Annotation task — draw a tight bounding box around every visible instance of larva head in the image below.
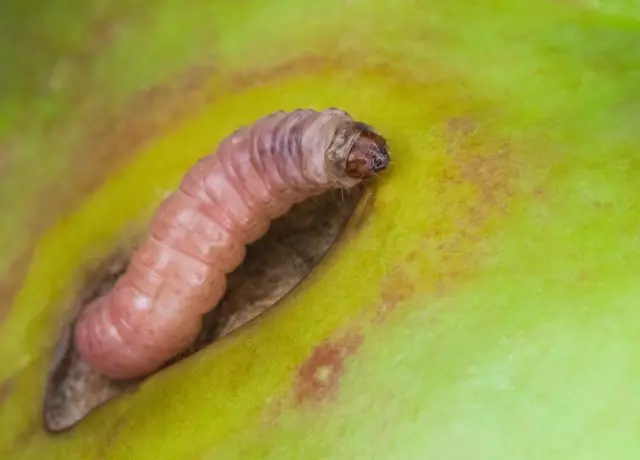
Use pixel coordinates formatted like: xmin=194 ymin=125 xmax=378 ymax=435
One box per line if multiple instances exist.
xmin=325 ymin=120 xmax=390 ymax=187
xmin=345 ymin=126 xmax=390 ymax=179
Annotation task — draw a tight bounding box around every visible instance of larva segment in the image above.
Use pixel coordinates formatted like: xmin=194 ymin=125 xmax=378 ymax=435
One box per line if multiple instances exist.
xmin=74 ymin=108 xmax=390 ymax=380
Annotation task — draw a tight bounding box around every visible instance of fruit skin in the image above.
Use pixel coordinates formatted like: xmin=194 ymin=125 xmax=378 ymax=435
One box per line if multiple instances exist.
xmin=1 ymin=0 xmax=639 ymax=458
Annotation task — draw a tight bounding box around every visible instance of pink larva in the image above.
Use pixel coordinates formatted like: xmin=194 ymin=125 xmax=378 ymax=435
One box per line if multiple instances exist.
xmin=74 ymin=108 xmax=390 ymax=380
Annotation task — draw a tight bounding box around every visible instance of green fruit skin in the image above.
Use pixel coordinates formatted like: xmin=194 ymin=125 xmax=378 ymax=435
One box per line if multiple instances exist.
xmin=1 ymin=0 xmax=639 ymax=458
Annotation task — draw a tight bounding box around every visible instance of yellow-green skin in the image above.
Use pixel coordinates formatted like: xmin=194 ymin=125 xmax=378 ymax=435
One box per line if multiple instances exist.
xmin=1 ymin=0 xmax=639 ymax=458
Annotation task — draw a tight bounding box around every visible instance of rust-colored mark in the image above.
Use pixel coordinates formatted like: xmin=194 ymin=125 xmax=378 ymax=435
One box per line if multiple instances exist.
xmin=294 ymin=332 xmax=363 ymax=405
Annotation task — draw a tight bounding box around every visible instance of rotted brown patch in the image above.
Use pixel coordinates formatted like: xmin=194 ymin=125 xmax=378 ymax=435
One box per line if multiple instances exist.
xmin=293 ymin=332 xmax=364 ymax=405
xmin=376 ymin=115 xmax=519 ymax=320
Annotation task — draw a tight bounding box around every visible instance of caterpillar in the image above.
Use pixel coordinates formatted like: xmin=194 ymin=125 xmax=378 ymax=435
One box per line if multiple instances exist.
xmin=74 ymin=108 xmax=390 ymax=380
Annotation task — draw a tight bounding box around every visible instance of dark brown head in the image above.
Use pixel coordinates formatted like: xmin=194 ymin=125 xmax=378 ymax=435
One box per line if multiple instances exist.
xmin=345 ymin=127 xmax=390 ymax=179
xmin=324 ymin=119 xmax=390 ymax=186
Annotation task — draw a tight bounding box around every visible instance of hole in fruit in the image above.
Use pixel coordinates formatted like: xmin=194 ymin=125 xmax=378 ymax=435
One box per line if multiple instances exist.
xmin=43 ymin=186 xmax=365 ymax=433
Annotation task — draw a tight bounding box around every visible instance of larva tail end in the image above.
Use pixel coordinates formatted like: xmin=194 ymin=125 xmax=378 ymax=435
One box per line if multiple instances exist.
xmin=345 ymin=126 xmax=390 ymax=179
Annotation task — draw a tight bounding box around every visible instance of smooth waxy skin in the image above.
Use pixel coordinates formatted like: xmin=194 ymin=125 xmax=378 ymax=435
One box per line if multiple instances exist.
xmin=0 ymin=0 xmax=639 ymax=459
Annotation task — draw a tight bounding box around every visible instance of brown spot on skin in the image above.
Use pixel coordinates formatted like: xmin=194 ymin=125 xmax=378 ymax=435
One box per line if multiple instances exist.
xmin=293 ymin=332 xmax=363 ymax=405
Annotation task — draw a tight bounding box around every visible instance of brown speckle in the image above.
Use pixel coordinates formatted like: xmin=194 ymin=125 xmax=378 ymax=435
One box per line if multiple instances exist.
xmin=294 ymin=333 xmax=363 ymax=405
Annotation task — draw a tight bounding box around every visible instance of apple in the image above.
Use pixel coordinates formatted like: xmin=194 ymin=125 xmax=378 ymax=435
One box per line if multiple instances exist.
xmin=1 ymin=0 xmax=639 ymax=458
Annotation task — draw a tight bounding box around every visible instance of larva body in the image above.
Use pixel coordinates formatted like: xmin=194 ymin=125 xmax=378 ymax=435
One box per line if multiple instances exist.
xmin=74 ymin=108 xmax=390 ymax=380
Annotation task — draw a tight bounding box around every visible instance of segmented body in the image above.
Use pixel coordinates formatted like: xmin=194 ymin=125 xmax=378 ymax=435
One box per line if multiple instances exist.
xmin=74 ymin=108 xmax=389 ymax=380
